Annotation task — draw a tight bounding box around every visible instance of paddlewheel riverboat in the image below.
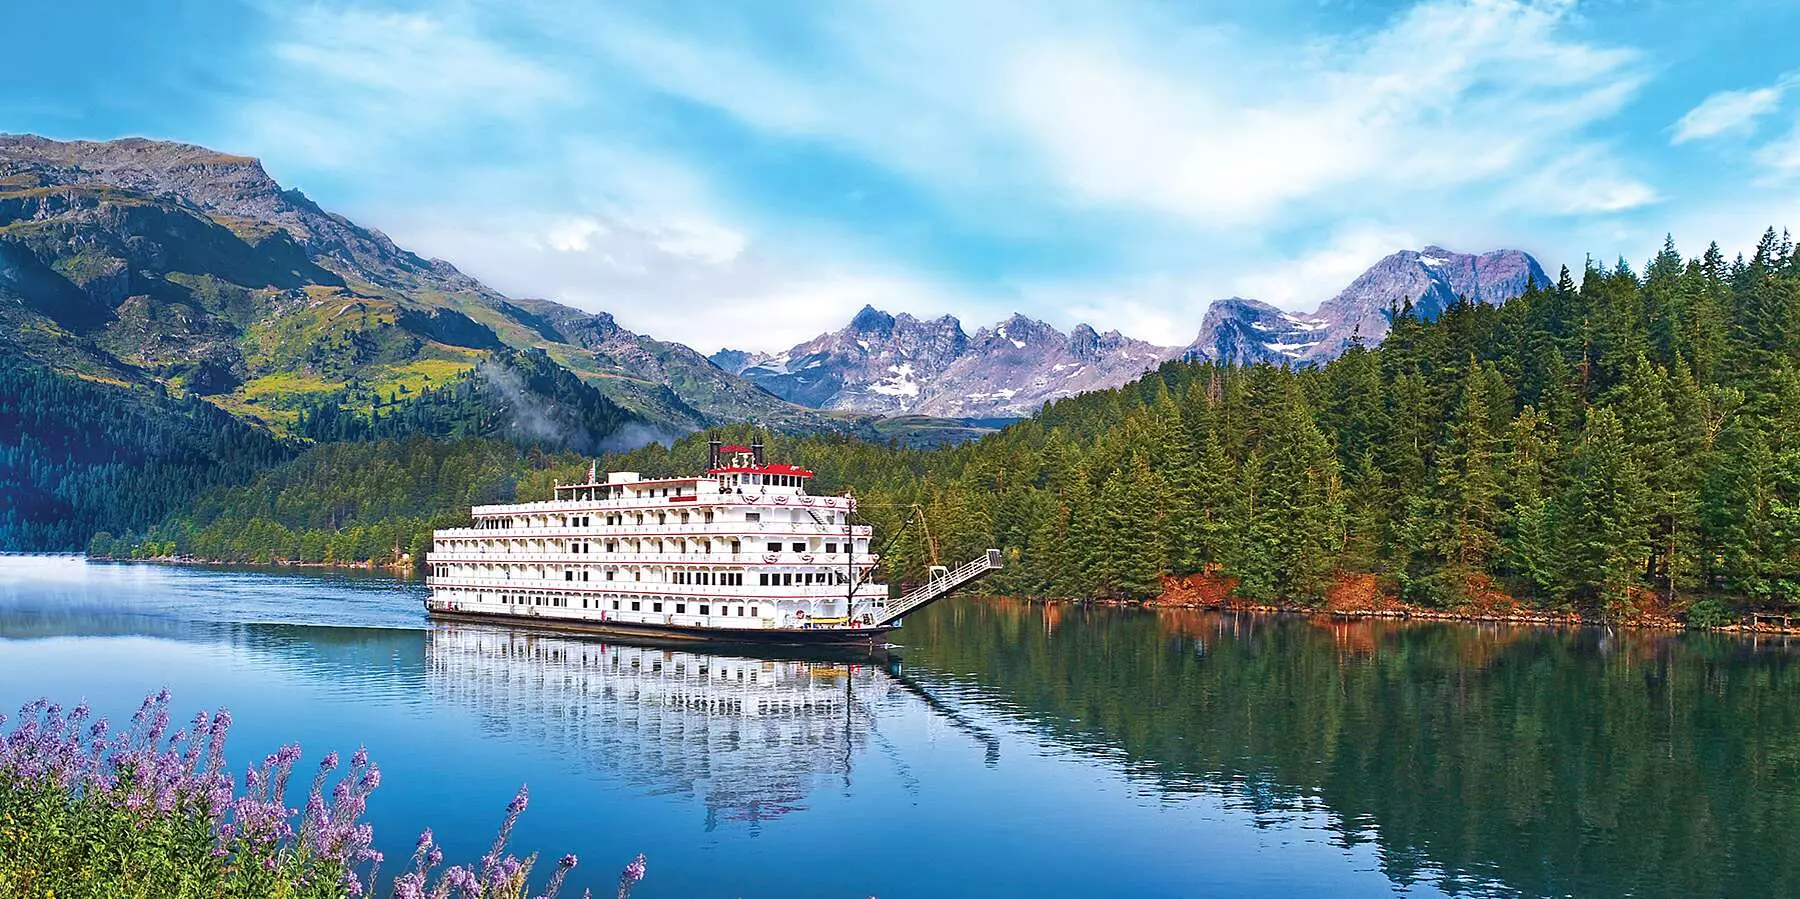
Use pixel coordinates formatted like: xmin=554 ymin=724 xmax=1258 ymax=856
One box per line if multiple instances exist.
xmin=424 ymin=439 xmax=1000 ymax=646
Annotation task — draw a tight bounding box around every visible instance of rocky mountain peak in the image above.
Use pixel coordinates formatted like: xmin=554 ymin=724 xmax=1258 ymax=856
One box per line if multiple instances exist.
xmin=1184 ymin=248 xmax=1547 ymax=366
xmin=848 ymin=304 xmax=896 ymax=336
xmin=719 ymin=307 xmax=1180 ymax=417
xmin=0 ymin=134 xmax=491 ymax=299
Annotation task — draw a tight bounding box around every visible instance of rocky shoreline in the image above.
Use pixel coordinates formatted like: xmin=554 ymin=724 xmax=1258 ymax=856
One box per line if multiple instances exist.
xmin=1022 ymin=572 xmax=1800 ymax=637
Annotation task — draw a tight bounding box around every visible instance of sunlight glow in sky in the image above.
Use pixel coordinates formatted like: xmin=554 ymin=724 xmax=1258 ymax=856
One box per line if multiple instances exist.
xmin=9 ymin=0 xmax=1800 ymax=351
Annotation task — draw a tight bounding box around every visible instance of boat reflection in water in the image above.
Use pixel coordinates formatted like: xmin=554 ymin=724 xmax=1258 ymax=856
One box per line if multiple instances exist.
xmin=425 ymin=622 xmax=912 ymax=830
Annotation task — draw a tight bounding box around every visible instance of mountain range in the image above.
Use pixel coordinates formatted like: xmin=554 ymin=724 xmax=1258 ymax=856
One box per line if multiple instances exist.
xmin=710 ymin=308 xmax=1175 ymax=418
xmin=0 ymin=134 xmax=1550 ymax=440
xmin=714 ymin=246 xmax=1549 ymax=417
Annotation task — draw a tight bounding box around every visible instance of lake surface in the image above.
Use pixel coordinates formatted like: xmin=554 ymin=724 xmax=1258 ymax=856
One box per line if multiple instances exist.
xmin=2 ymin=557 xmax=1797 ymax=898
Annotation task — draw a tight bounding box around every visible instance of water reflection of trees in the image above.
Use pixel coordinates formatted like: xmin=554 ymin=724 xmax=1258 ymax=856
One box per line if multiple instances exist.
xmin=904 ymin=598 xmax=1800 ymax=898
xmin=425 ymin=625 xmax=898 ymax=832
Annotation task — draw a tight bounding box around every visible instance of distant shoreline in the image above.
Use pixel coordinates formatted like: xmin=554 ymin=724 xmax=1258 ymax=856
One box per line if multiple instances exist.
xmin=85 ymin=554 xmax=417 ymax=577
xmin=62 ymin=555 xmax=1800 ymax=638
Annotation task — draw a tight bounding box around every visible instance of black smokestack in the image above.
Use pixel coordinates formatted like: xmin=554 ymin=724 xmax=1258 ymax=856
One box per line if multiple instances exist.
xmin=708 ymin=435 xmax=722 ymax=470
xmin=751 ymin=439 xmax=765 ymax=466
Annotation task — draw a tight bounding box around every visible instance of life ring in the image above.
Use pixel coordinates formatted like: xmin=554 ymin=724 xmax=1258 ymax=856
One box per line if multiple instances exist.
xmin=764 ymin=553 xmax=778 ymax=563
xmin=795 ymin=610 xmax=806 ymax=620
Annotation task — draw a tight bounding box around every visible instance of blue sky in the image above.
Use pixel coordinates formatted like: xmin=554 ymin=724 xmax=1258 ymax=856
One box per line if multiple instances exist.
xmin=8 ymin=0 xmax=1800 ymax=351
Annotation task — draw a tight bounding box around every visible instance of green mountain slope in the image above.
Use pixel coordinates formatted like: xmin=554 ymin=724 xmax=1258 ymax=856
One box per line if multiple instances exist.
xmin=1 ymin=357 xmax=292 ymax=550
xmin=0 ymin=134 xmax=856 ymax=437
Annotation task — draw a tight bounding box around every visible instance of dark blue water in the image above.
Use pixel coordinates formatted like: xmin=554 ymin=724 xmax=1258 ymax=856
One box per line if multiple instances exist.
xmin=3 ymin=557 xmax=1796 ymax=897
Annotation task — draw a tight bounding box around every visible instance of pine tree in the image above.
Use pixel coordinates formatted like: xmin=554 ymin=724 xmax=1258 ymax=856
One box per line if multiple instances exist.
xmin=1093 ymin=461 xmax=1163 ymax=599
xmin=1240 ymin=381 xmax=1342 ymax=603
xmin=1562 ymin=408 xmax=1651 ymax=612
xmin=1406 ymin=359 xmax=1503 ymax=604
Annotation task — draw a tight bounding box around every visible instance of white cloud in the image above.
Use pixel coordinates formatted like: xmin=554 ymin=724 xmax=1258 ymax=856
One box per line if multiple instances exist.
xmin=1503 ymin=145 xmax=1660 ymax=215
xmin=996 ymin=0 xmax=1645 ymax=223
xmin=574 ymin=0 xmax=1646 ymax=227
xmin=380 ymin=200 xmax=964 ymax=352
xmin=1672 ymin=76 xmax=1796 ymax=144
xmin=1232 ymin=224 xmax=1423 ymax=310
xmin=228 ymin=7 xmax=571 ymax=168
xmin=207 ymin=0 xmax=1687 ymax=356
xmin=1753 ymin=119 xmax=1800 ymax=176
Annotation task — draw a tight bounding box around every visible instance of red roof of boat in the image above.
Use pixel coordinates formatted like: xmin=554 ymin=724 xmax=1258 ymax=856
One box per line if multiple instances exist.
xmin=708 ymin=464 xmax=814 ymax=478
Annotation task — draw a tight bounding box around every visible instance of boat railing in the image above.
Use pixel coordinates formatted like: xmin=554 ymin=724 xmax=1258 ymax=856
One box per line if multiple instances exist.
xmin=426 ymin=576 xmax=888 ymax=600
xmin=877 ymin=549 xmax=1003 ymax=625
xmin=434 ymin=522 xmax=872 ymax=539
xmin=426 ymin=551 xmax=880 ymax=567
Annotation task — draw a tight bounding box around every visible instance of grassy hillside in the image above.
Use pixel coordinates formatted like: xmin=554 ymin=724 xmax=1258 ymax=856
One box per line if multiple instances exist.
xmin=0 ymin=136 xmax=862 ymax=440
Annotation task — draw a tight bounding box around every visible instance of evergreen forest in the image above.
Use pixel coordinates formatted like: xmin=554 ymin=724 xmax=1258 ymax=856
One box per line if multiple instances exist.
xmin=89 ymin=232 xmax=1800 ymax=616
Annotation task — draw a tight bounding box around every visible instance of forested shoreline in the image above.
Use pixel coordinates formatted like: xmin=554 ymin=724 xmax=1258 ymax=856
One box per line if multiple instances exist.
xmin=92 ymin=231 xmax=1800 ymax=622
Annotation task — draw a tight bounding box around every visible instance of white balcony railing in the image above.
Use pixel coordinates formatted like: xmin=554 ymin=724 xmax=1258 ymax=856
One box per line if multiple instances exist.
xmin=426 ymin=551 xmax=879 ymax=567
xmin=426 ymin=577 xmax=886 ymax=601
xmin=434 ymin=522 xmax=871 ymax=540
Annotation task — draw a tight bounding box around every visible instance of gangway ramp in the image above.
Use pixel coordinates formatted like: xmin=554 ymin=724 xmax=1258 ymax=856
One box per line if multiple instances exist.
xmin=876 ymin=549 xmax=1002 ymax=626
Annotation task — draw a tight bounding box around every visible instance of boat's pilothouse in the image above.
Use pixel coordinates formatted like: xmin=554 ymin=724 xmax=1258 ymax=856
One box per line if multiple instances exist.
xmin=424 ymin=438 xmax=1002 ymax=645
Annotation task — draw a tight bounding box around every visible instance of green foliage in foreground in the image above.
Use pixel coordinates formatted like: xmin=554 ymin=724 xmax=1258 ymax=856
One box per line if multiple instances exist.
xmin=109 ymin=231 xmax=1800 ymax=618
xmin=0 ymin=694 xmax=644 ymax=899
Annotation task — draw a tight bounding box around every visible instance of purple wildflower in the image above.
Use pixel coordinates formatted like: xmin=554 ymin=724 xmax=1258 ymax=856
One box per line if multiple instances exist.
xmin=618 ymin=853 xmax=647 ymax=899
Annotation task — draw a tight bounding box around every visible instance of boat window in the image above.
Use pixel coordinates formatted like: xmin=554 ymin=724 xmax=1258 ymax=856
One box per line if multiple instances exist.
xmin=745 ymin=513 xmax=760 ymax=522
xmin=792 ymin=543 xmax=805 ymax=553
xmin=631 ymin=601 xmax=641 ymax=611
xmin=825 ymin=543 xmax=838 ymax=554
xmin=653 ymin=602 xmax=663 ymax=612
xmin=750 ymin=606 xmax=759 ymax=617
xmin=611 ymin=600 xmax=620 ymax=610
xmin=676 ymin=603 xmax=686 ymax=614
xmin=699 ymin=605 xmax=709 ymax=615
